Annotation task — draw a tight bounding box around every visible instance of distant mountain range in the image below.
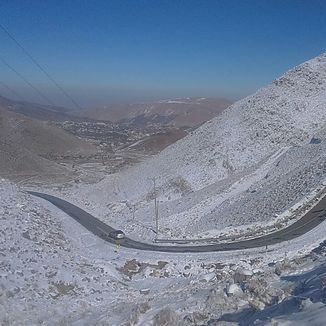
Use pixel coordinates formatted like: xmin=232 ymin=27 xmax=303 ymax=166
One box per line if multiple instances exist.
xmin=0 ymin=95 xmax=232 ymax=129
xmin=73 ymin=97 xmax=232 ymax=127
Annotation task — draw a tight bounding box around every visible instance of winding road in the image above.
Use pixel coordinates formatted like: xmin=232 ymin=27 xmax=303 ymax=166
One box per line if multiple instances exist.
xmin=28 ymin=191 xmax=326 ymax=253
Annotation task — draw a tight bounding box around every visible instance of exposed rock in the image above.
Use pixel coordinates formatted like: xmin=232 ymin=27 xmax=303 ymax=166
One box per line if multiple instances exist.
xmin=140 ymin=288 xmax=150 ymax=295
xmin=200 ymin=272 xmax=216 ymax=282
xmin=249 ymin=298 xmax=266 ymax=310
xmin=226 ymin=283 xmax=243 ymax=296
xmin=233 ymin=268 xmax=253 ymax=283
xmin=153 ymin=308 xmax=179 ymax=326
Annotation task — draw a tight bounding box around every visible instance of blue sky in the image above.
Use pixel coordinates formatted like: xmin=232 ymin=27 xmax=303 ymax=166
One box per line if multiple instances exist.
xmin=0 ymin=0 xmax=325 ymax=107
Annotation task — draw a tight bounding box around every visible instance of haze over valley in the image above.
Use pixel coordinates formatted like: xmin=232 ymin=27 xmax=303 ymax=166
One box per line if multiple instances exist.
xmin=0 ymin=95 xmax=231 ymax=184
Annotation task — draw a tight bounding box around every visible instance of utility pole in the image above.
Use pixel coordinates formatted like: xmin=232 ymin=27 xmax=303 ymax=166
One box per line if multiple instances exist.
xmin=156 ymin=199 xmax=159 ymax=237
xmin=132 ymin=204 xmax=136 ymax=221
xmin=152 ymin=177 xmax=159 ymax=239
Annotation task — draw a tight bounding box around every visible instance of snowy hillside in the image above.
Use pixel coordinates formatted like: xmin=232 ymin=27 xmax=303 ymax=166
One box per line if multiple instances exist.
xmin=124 ymin=53 xmax=326 ymax=192
xmin=60 ymin=53 xmax=326 ymax=240
xmin=4 ymin=178 xmax=326 ymax=325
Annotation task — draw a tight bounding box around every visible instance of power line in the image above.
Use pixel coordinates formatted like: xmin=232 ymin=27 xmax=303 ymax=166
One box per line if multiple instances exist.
xmin=0 ymin=22 xmax=82 ymax=110
xmin=0 ymin=80 xmax=25 ymax=102
xmin=0 ymin=55 xmax=55 ymax=106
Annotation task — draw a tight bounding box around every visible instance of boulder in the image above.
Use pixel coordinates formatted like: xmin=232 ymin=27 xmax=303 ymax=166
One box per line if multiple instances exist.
xmin=226 ymin=283 xmax=243 ymax=296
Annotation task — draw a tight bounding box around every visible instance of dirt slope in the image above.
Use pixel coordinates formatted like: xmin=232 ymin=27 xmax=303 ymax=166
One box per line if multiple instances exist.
xmin=0 ymin=105 xmax=97 ymax=177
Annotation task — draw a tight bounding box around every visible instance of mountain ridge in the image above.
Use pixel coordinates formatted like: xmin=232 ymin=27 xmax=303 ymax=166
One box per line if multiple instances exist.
xmin=74 ymin=97 xmax=232 ymax=127
xmin=69 ymin=53 xmax=326 ymax=239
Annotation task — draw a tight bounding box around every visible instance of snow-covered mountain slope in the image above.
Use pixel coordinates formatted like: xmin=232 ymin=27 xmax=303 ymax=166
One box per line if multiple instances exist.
xmin=57 ymin=53 xmax=326 ymax=239
xmin=95 ymin=53 xmax=325 ymax=193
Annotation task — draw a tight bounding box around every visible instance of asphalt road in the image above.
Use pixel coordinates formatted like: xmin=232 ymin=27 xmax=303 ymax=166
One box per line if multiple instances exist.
xmin=28 ymin=191 xmax=326 ymax=253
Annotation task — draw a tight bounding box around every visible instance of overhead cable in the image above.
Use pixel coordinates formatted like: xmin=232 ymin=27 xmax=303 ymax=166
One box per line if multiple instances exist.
xmin=0 ymin=22 xmax=82 ymax=109
xmin=0 ymin=55 xmax=55 ymax=105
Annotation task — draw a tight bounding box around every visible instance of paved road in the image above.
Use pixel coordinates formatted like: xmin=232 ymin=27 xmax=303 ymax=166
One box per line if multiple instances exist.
xmin=28 ymin=191 xmax=326 ymax=253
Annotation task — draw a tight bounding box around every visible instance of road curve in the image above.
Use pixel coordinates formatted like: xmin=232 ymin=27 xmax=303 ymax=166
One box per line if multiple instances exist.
xmin=28 ymin=191 xmax=326 ymax=253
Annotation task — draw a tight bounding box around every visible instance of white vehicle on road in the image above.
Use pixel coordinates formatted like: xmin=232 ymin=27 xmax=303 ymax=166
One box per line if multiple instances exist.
xmin=109 ymin=230 xmax=125 ymax=240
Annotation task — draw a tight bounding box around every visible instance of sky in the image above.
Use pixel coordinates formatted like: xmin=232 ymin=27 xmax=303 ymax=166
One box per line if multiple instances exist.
xmin=0 ymin=0 xmax=325 ymax=108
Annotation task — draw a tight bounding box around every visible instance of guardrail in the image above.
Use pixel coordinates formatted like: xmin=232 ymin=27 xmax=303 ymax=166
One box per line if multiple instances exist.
xmin=154 ymin=237 xmax=221 ymax=244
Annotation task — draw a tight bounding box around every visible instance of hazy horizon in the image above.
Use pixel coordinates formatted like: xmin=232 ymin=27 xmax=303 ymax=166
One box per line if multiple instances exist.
xmin=0 ymin=85 xmax=237 ymax=109
xmin=0 ymin=1 xmax=325 ymax=108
